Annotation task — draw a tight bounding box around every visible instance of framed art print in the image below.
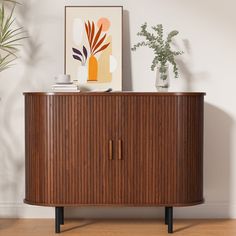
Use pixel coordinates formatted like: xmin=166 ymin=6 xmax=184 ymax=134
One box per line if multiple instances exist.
xmin=65 ymin=6 xmax=123 ymax=91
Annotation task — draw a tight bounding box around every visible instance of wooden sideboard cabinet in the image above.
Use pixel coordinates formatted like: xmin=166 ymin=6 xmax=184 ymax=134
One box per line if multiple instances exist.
xmin=24 ymin=92 xmax=205 ymax=234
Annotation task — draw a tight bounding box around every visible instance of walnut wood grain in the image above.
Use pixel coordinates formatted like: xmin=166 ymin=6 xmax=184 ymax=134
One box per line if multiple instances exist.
xmin=24 ymin=92 xmax=205 ymax=207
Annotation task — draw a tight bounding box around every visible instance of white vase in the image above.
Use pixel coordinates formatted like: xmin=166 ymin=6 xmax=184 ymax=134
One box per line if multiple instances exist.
xmin=155 ymin=65 xmax=169 ymax=92
xmin=77 ymin=64 xmax=88 ymax=84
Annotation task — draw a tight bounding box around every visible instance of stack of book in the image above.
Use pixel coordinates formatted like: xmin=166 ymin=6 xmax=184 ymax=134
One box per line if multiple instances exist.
xmin=52 ymin=82 xmax=79 ymax=91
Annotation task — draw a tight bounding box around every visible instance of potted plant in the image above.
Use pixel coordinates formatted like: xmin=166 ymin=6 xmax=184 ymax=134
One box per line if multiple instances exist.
xmin=0 ymin=0 xmax=27 ymax=72
xmin=131 ymin=23 xmax=183 ymax=91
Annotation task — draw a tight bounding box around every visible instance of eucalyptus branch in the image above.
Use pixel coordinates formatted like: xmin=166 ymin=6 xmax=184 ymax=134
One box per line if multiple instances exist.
xmin=131 ymin=23 xmax=184 ymax=78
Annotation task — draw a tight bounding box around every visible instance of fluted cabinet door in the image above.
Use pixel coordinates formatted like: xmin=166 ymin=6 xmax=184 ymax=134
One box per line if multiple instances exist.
xmin=25 ymin=95 xmax=91 ymax=205
xmin=121 ymin=95 xmax=203 ymax=206
xmin=120 ymin=95 xmax=139 ymax=204
xmin=89 ymin=95 xmax=123 ymax=204
xmin=121 ymin=95 xmax=179 ymax=205
xmin=25 ymin=95 xmax=123 ymax=205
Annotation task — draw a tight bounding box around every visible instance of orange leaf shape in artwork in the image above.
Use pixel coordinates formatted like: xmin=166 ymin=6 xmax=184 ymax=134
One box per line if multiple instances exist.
xmin=94 ymin=42 xmax=110 ymax=55
xmin=88 ymin=21 xmax=91 ymax=35
xmin=92 ymin=34 xmax=106 ymax=54
xmin=88 ymin=21 xmax=92 ymax=48
xmin=85 ymin=22 xmax=89 ymax=40
xmin=91 ymin=24 xmax=103 ymax=53
xmin=90 ymin=21 xmax=95 ymax=48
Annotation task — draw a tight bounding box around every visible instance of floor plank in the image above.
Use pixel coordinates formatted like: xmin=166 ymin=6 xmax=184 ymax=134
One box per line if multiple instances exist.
xmin=0 ymin=219 xmax=236 ymax=236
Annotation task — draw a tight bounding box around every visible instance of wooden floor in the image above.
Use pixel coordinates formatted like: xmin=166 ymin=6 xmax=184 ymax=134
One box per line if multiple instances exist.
xmin=0 ymin=219 xmax=236 ymax=236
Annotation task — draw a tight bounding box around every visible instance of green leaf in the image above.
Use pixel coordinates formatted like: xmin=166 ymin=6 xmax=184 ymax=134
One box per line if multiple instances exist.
xmin=0 ymin=1 xmax=27 ymax=72
xmin=131 ymin=22 xmax=184 ymax=78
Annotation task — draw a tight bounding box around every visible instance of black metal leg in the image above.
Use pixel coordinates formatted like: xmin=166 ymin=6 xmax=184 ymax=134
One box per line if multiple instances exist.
xmin=165 ymin=207 xmax=168 ymax=225
xmin=55 ymin=207 xmax=64 ymax=233
xmin=60 ymin=207 xmax=64 ymax=225
xmin=166 ymin=207 xmax=173 ymax=233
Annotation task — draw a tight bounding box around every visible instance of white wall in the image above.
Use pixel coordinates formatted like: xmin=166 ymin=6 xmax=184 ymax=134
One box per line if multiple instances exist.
xmin=0 ymin=0 xmax=236 ymax=219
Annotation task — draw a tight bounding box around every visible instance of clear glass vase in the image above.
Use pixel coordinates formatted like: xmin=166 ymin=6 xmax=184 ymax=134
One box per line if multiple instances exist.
xmin=155 ymin=65 xmax=169 ymax=92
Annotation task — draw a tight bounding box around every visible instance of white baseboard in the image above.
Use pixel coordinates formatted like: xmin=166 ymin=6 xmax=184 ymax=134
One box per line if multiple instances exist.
xmin=0 ymin=202 xmax=54 ymax=218
xmin=0 ymin=202 xmax=235 ymax=219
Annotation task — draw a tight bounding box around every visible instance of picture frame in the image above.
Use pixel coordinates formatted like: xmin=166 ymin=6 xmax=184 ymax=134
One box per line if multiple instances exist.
xmin=65 ymin=6 xmax=123 ymax=91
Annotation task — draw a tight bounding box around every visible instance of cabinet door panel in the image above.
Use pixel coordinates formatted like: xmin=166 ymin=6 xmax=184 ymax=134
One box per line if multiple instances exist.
xmin=48 ymin=95 xmax=122 ymax=205
xmin=53 ymin=95 xmax=92 ymax=204
xmin=122 ymin=95 xmax=153 ymax=204
xmin=121 ymin=95 xmax=139 ymax=204
xmin=24 ymin=95 xmax=93 ymax=205
xmin=121 ymin=95 xmax=179 ymax=205
xmin=89 ymin=95 xmax=122 ymax=204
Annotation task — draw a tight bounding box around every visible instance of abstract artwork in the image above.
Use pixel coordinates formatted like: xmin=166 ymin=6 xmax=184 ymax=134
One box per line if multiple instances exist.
xmin=65 ymin=6 xmax=123 ymax=90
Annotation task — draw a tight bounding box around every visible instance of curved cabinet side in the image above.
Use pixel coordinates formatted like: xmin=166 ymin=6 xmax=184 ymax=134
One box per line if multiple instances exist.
xmin=121 ymin=95 xmax=204 ymax=206
xmin=25 ymin=94 xmax=50 ymax=204
xmin=25 ymin=94 xmax=92 ymax=205
xmin=175 ymin=95 xmax=204 ymax=204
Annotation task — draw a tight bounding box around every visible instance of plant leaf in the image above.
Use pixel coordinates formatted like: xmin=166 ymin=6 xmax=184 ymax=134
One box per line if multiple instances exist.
xmin=2 ymin=0 xmax=20 ymax=4
xmin=83 ymin=46 xmax=87 ymax=60
xmin=0 ymin=2 xmax=27 ymax=72
xmin=0 ymin=56 xmax=17 ymax=72
xmin=2 ymin=5 xmax=15 ymax=37
xmin=2 ymin=27 xmax=25 ymax=42
xmin=73 ymin=54 xmax=82 ymax=62
xmin=91 ymin=24 xmax=103 ymax=53
xmin=94 ymin=42 xmax=110 ymax=55
xmin=0 ymin=53 xmax=11 ymax=62
xmin=2 ymin=36 xmax=28 ymax=45
xmin=0 ymin=45 xmax=17 ymax=55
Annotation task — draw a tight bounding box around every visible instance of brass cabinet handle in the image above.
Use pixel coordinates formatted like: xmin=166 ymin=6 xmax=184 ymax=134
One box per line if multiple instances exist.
xmin=118 ymin=139 xmax=122 ymax=160
xmin=109 ymin=140 xmax=113 ymax=160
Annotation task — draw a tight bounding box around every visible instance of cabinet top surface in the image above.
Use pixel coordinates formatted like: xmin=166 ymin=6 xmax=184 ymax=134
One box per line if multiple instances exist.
xmin=24 ymin=92 xmax=206 ymax=96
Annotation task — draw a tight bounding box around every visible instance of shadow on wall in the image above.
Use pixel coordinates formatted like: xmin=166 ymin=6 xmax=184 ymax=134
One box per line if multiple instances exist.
xmin=204 ymin=103 xmax=233 ymax=217
xmin=122 ymin=10 xmax=133 ymax=91
xmin=18 ymin=0 xmax=44 ymax=71
xmin=176 ymin=39 xmax=209 ymax=90
xmin=0 ymin=0 xmax=43 ymax=220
